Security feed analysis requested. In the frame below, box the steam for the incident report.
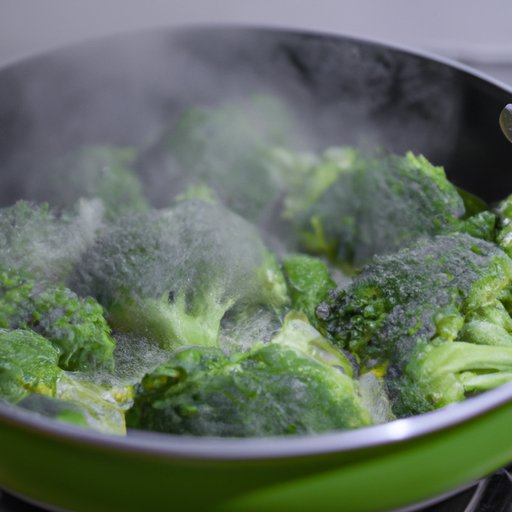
[0,27,463,209]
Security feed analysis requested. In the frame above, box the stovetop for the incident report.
[2,467,512,512]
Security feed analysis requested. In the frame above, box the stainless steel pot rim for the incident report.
[2,379,512,461]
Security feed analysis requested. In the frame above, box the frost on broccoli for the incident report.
[166,96,294,222]
[0,267,116,372]
[0,200,104,283]
[317,233,512,416]
[495,194,512,257]
[32,145,149,220]
[0,329,61,403]
[0,329,129,434]
[126,312,373,437]
[272,148,466,270]
[70,199,289,352]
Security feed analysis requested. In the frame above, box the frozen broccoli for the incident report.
[0,199,104,283]
[495,194,512,257]
[166,95,293,222]
[32,145,149,220]
[0,267,115,372]
[446,210,497,242]
[317,233,512,416]
[70,199,289,352]
[272,148,466,270]
[126,312,372,437]
[0,329,130,434]
[0,329,61,403]
[281,254,336,331]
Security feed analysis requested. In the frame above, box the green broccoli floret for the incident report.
[0,200,104,283]
[33,145,149,220]
[273,148,466,270]
[70,199,289,352]
[317,233,512,416]
[166,95,293,222]
[281,254,336,331]
[0,267,115,371]
[0,329,61,403]
[0,329,131,434]
[446,210,497,242]
[495,194,512,257]
[126,312,372,437]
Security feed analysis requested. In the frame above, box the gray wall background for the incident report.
[1,0,512,83]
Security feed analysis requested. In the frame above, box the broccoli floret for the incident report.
[317,233,512,416]
[32,145,149,220]
[166,96,293,222]
[495,194,512,257]
[281,254,336,331]
[446,210,497,242]
[0,200,104,283]
[0,267,115,371]
[273,148,466,270]
[126,312,372,437]
[70,200,289,352]
[0,329,61,403]
[0,329,131,434]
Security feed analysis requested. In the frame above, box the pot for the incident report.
[1,25,512,512]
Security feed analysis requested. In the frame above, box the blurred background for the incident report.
[1,0,512,83]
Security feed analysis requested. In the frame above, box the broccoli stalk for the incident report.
[403,341,512,411]
[107,291,235,350]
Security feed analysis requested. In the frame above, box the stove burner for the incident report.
[2,468,512,512]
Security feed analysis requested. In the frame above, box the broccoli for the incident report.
[272,148,466,270]
[126,312,373,437]
[445,210,497,242]
[495,194,512,257]
[317,232,512,416]
[0,199,104,283]
[166,95,294,222]
[31,145,149,220]
[70,199,289,352]
[54,371,132,434]
[0,267,116,372]
[0,329,130,434]
[281,254,336,332]
[0,329,61,403]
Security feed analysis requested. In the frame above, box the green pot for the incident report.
[1,25,512,512]
[2,384,512,512]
